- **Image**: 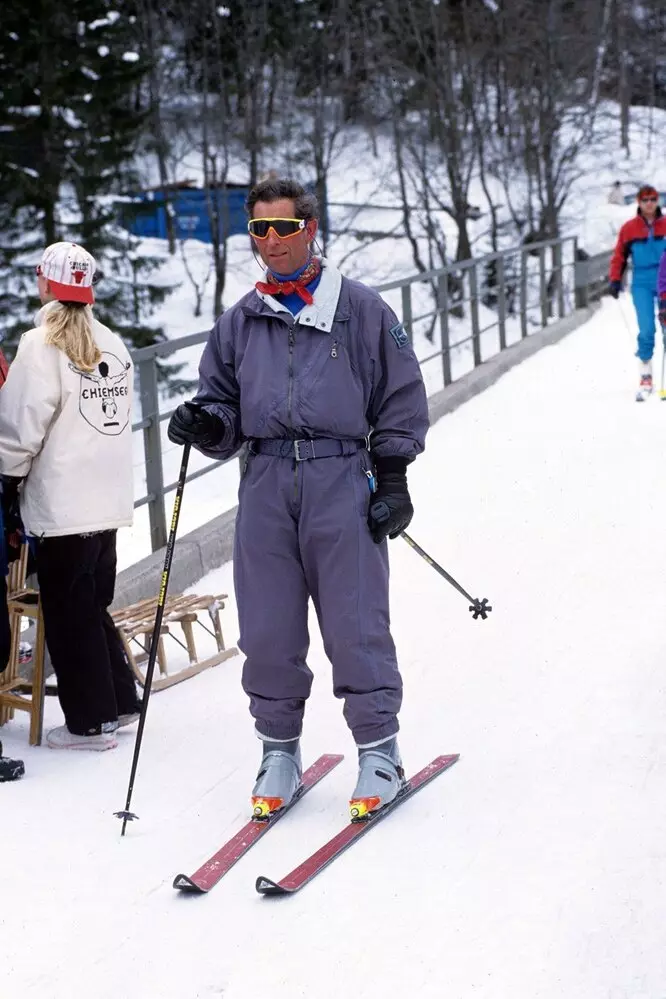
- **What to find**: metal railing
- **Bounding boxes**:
[130,234,611,552]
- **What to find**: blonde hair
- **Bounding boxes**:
[42,300,101,371]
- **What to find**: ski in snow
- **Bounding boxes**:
[255,753,459,897]
[173,753,344,894]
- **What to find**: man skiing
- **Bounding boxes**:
[168,178,428,820]
[608,184,666,400]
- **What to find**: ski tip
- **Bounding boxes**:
[255,875,290,896]
[432,753,460,768]
[173,874,206,894]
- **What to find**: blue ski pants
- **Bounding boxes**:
[632,284,661,361]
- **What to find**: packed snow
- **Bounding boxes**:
[3,296,665,999]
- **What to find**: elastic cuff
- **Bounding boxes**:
[373,455,409,476]
[255,726,302,743]
[353,721,399,746]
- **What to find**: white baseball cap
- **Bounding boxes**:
[38,241,97,304]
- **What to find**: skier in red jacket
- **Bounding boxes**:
[608,184,666,400]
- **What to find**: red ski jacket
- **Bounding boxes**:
[609,209,666,286]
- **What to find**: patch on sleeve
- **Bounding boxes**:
[388,322,409,349]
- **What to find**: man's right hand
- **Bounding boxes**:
[167,402,226,448]
[608,280,622,299]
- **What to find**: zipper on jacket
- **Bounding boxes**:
[287,326,298,497]
[287,326,295,429]
[330,340,338,358]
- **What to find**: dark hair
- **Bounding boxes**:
[245,178,319,221]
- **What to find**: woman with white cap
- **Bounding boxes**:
[0,242,141,751]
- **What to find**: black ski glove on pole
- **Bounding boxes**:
[167,402,226,449]
[368,456,414,544]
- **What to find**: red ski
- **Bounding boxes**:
[255,753,459,896]
[173,753,343,894]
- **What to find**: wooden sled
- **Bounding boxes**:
[110,592,238,692]
[0,544,47,745]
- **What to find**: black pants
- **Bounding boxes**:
[35,530,141,735]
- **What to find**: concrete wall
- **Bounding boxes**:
[113,303,599,609]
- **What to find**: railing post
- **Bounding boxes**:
[469,264,482,366]
[539,245,548,327]
[138,357,167,552]
[520,248,528,338]
[401,283,413,343]
[438,272,452,386]
[573,236,588,309]
[553,240,565,318]
[496,254,507,350]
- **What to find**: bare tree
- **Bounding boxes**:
[136,0,177,254]
[616,0,631,152]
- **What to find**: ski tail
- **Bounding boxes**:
[173,753,344,894]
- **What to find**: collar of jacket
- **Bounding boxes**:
[250,257,350,332]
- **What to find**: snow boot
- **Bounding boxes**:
[251,736,302,818]
[46,724,118,751]
[636,360,653,401]
[0,740,25,782]
[349,736,406,820]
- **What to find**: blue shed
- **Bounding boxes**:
[119,182,250,243]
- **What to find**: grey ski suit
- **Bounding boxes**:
[194,260,428,745]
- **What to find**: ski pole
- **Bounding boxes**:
[400,531,492,620]
[661,325,666,400]
[115,443,191,835]
[617,297,634,340]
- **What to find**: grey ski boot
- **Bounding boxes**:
[251,736,302,819]
[349,737,406,820]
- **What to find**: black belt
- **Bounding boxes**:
[248,437,367,461]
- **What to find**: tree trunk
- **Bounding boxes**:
[617,0,631,152]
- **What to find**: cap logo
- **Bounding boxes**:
[71,261,89,284]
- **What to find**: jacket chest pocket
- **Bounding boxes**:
[296,333,365,429]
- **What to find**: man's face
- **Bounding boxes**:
[251,198,317,275]
[639,193,659,219]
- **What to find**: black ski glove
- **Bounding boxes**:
[368,457,414,544]
[167,402,226,449]
[608,280,622,299]
[1,475,25,564]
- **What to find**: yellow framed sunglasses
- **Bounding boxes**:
[248,217,307,239]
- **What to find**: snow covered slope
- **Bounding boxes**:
[3,297,665,999]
